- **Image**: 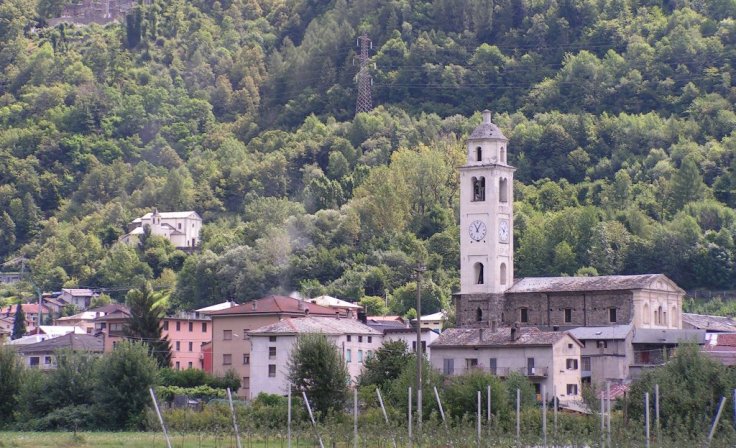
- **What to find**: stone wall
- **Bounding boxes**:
[454,293,505,328]
[503,291,634,327]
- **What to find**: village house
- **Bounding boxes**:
[207,295,342,398]
[59,288,99,310]
[16,333,103,370]
[431,325,583,404]
[411,311,446,333]
[120,209,202,250]
[162,312,212,370]
[0,303,50,331]
[248,316,382,397]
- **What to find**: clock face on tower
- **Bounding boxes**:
[499,219,509,243]
[469,220,487,241]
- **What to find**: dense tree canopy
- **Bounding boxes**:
[1,0,735,313]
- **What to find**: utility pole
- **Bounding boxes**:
[355,34,373,115]
[414,263,426,444]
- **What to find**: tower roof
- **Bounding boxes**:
[469,110,507,141]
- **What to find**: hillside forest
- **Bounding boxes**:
[2,0,736,315]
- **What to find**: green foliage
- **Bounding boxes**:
[11,303,25,340]
[502,372,537,410]
[0,345,24,423]
[155,385,225,402]
[443,370,509,422]
[287,333,349,419]
[124,283,171,367]
[628,343,736,435]
[359,340,411,389]
[94,341,159,429]
[158,367,240,391]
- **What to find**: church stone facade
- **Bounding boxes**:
[454,111,684,331]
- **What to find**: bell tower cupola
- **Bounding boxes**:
[459,110,515,296]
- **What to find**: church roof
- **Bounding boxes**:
[506,274,684,294]
[431,326,580,348]
[469,110,507,141]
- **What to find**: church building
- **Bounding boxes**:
[430,111,704,397]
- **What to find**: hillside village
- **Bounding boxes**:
[2,113,734,409]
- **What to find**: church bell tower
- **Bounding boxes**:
[456,110,515,326]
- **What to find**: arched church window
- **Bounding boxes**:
[657,306,663,325]
[500,146,506,164]
[476,146,482,162]
[476,307,483,322]
[474,262,484,284]
[671,305,678,327]
[472,177,485,201]
[643,303,650,324]
[499,178,508,203]
[500,263,507,285]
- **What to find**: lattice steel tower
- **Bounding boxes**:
[355,34,373,114]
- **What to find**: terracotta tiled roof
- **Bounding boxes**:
[207,295,337,317]
[0,304,50,315]
[431,326,579,347]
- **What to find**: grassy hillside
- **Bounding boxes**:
[1,0,736,312]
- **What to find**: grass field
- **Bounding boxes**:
[0,432,305,448]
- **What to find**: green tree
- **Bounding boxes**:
[124,284,171,368]
[359,296,388,316]
[359,340,411,388]
[12,303,26,340]
[443,370,509,422]
[94,341,158,429]
[287,333,349,419]
[670,158,706,213]
[0,345,24,421]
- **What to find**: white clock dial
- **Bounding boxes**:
[499,219,509,243]
[469,220,487,241]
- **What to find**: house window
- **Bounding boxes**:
[643,303,650,324]
[568,343,573,349]
[609,308,617,323]
[564,308,572,323]
[268,364,276,377]
[358,336,363,343]
[30,357,39,367]
[269,347,276,359]
[466,358,478,370]
[499,178,508,203]
[476,146,482,161]
[596,340,607,349]
[566,384,578,395]
[411,341,427,352]
[178,223,182,229]
[202,322,207,332]
[347,335,351,342]
[44,356,52,365]
[176,341,181,351]
[188,362,192,368]
[242,377,250,389]
[243,354,250,364]
[472,177,486,201]
[500,146,506,163]
[223,330,232,340]
[489,358,497,375]
[476,307,483,322]
[566,359,579,370]
[346,349,352,363]
[368,336,372,343]
[443,358,455,375]
[188,342,193,352]
[269,336,277,342]
[582,356,591,371]
[175,361,180,369]
[189,322,193,332]
[520,308,528,323]
[474,262,484,284]
[223,354,232,365]
[176,321,181,331]
[163,321,169,331]
[500,263,507,285]
[358,350,363,363]
[243,330,249,340]
[366,350,373,359]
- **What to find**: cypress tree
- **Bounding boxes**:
[12,303,26,340]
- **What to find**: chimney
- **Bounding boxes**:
[511,322,520,341]
[336,311,340,320]
[482,109,492,124]
[251,301,257,311]
[297,300,304,311]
